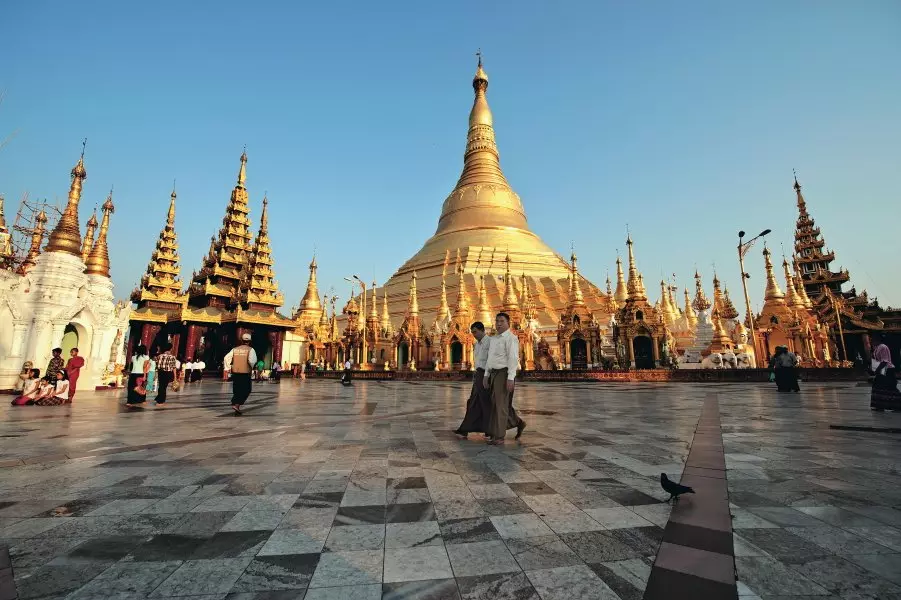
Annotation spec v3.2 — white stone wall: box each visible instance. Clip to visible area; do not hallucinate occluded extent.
[0,251,129,391]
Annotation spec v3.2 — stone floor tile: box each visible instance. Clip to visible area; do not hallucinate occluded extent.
[150,558,256,597]
[847,553,901,586]
[385,521,442,548]
[191,531,271,559]
[456,572,539,600]
[504,535,582,570]
[381,578,461,600]
[583,507,656,529]
[258,529,326,555]
[438,517,500,545]
[489,514,554,539]
[231,553,320,592]
[383,546,454,583]
[734,556,831,597]
[787,525,898,556]
[782,554,901,598]
[324,524,385,551]
[795,506,885,528]
[66,560,183,598]
[446,540,520,577]
[13,560,113,600]
[525,564,620,600]
[847,526,901,552]
[302,583,382,600]
[560,530,641,562]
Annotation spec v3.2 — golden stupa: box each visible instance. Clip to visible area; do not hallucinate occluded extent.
[380,57,608,325]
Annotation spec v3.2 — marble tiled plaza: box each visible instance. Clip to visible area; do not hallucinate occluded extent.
[1,378,900,599]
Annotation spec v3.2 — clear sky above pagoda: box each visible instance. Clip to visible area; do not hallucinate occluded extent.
[2,0,899,311]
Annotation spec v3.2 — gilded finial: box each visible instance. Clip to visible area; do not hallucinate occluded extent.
[84,187,115,277]
[237,147,248,188]
[46,145,89,256]
[81,208,98,263]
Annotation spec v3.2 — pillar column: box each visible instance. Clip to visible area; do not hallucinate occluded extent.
[272,330,284,366]
[140,323,153,349]
[169,331,181,357]
[652,336,660,364]
[627,335,635,368]
[185,324,200,361]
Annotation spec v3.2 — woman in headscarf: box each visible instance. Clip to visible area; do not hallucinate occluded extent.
[870,334,900,411]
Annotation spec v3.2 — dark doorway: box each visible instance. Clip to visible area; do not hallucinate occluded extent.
[398,342,409,367]
[450,340,463,365]
[633,336,654,369]
[570,338,588,370]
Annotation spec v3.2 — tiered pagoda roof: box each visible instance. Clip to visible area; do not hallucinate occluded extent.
[792,175,849,298]
[189,150,254,307]
[132,189,185,307]
[240,195,284,309]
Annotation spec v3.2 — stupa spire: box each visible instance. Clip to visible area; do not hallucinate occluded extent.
[568,251,585,307]
[46,143,87,255]
[455,52,508,190]
[453,253,470,318]
[240,195,283,307]
[81,209,98,263]
[18,210,47,274]
[692,271,711,312]
[614,255,627,303]
[84,189,115,277]
[659,280,676,326]
[369,280,380,319]
[132,188,184,303]
[625,235,647,300]
[783,257,804,308]
[502,251,520,314]
[298,254,323,316]
[684,287,698,328]
[408,271,420,317]
[521,273,536,320]
[381,287,392,334]
[762,245,785,303]
[0,196,11,266]
[793,259,814,309]
[237,147,248,188]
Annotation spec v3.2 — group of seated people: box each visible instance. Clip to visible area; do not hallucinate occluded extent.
[11,369,71,406]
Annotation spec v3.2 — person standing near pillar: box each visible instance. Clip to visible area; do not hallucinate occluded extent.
[46,348,65,382]
[224,333,256,416]
[484,312,526,445]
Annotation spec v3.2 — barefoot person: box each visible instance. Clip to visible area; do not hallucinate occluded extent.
[484,312,526,445]
[224,333,256,416]
[65,348,85,402]
[454,321,491,438]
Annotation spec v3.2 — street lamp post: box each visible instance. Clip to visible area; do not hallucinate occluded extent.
[737,229,771,368]
[352,275,367,366]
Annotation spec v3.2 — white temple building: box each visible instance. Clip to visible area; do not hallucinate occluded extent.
[0,151,130,391]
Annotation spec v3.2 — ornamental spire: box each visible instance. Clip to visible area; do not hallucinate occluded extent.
[521,273,536,320]
[762,245,785,303]
[692,271,711,312]
[297,254,323,317]
[721,287,739,320]
[453,254,470,319]
[614,255,627,303]
[46,144,87,255]
[18,210,47,274]
[783,257,804,308]
[793,259,814,309]
[84,189,115,277]
[240,195,283,307]
[502,251,520,314]
[408,270,420,317]
[625,235,646,300]
[793,170,807,218]
[237,147,248,188]
[659,280,677,326]
[0,196,11,266]
[81,209,98,263]
[477,275,492,327]
[568,251,585,307]
[381,287,392,334]
[683,287,698,328]
[455,52,509,190]
[369,280,379,320]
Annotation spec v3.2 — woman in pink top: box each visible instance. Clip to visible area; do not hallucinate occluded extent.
[870,334,899,411]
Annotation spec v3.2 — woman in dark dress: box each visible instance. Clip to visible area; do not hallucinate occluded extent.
[870,335,900,411]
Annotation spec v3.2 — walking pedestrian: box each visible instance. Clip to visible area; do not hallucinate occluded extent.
[126,345,151,408]
[224,333,257,416]
[455,321,492,438]
[65,348,85,402]
[154,343,177,405]
[484,312,526,445]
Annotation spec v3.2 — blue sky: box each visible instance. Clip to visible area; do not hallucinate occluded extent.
[2,1,899,314]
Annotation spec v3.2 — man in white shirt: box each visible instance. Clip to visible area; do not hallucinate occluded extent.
[341,359,353,386]
[483,312,526,444]
[195,359,206,382]
[224,333,257,415]
[183,360,194,384]
[455,321,492,438]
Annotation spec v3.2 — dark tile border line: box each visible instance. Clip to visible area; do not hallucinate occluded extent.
[0,545,16,600]
[0,405,444,469]
[644,393,738,600]
[829,424,901,434]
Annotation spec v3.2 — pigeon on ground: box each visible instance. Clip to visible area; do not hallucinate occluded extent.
[660,473,695,502]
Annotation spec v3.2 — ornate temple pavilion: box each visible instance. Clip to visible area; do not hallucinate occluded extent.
[128,151,295,367]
